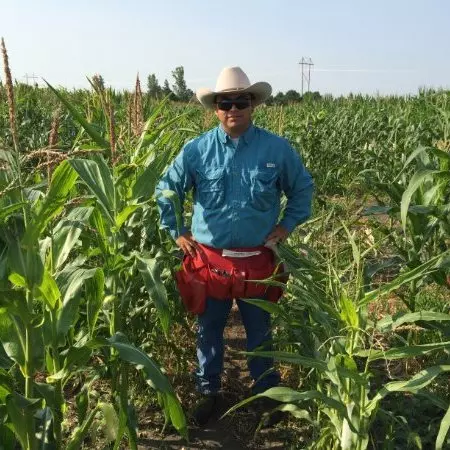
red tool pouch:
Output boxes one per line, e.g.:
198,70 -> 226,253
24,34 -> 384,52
175,244 -> 288,315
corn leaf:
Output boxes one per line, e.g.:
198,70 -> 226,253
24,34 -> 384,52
400,145 -> 429,174
0,288 -> 32,324
57,267 -> 98,305
47,346 -> 92,382
35,269 -> 61,309
90,208 -> 110,254
436,404 -> 450,450
367,365 -> 450,414
400,169 -> 449,232
66,405 -> 98,450
358,341 -> 450,362
0,203 -> 27,223
24,160 -> 78,245
134,96 -> 170,156
164,392 -> 188,441
377,311 -> 450,331
157,190 -> 183,236
69,157 -> 115,224
360,251 -> 448,306
340,296 -> 359,329
52,207 -> 93,271
6,393 -> 42,450
105,333 -> 187,438
45,80 -> 110,149
135,256 -> 170,337
224,386 -> 358,434
107,333 -> 172,392
247,350 -> 367,384
86,268 -> 105,338
116,204 -> 141,229
132,152 -> 171,201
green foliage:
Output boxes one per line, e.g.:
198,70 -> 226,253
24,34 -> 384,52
171,66 -> 194,102
0,76 -> 449,449
0,83 -> 190,448
147,73 -> 162,100
236,240 -> 450,449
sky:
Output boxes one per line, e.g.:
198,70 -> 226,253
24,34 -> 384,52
1,0 -> 449,96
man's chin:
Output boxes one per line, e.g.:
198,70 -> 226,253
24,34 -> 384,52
227,120 -> 248,130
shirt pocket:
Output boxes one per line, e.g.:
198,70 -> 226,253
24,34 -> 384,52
251,169 -> 278,211
196,168 -> 225,210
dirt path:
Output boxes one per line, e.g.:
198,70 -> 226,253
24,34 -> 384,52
138,303 -> 289,449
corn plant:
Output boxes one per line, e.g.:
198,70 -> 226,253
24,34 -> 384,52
0,56 -> 188,447
226,237 -> 450,449
363,127 -> 450,311
45,84 -> 191,446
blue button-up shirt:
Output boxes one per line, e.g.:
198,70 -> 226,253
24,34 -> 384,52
156,124 -> 313,248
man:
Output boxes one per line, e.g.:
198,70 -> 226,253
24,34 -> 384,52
156,66 -> 313,426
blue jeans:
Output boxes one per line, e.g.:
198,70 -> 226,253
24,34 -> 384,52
195,297 -> 280,395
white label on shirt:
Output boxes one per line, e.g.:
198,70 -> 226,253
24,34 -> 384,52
222,249 -> 262,258
266,163 -> 276,168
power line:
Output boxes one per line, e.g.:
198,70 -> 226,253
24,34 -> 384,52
299,57 -> 314,95
23,73 -> 39,85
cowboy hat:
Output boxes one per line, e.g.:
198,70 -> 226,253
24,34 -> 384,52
196,66 -> 272,109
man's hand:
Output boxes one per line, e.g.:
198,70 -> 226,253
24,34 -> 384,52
265,225 -> 290,247
176,232 -> 198,257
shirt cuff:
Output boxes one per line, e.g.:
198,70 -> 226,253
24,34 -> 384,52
168,225 -> 189,240
278,217 -> 298,234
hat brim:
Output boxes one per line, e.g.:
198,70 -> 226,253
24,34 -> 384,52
196,82 -> 272,109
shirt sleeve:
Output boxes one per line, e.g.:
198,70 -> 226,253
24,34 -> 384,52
155,143 -> 194,240
278,141 -> 314,233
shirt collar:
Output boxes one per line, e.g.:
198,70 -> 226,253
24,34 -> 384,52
218,123 -> 255,145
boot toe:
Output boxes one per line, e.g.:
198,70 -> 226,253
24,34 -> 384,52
191,395 -> 219,427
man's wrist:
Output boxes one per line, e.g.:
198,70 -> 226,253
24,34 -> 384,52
278,219 -> 296,234
170,226 -> 190,240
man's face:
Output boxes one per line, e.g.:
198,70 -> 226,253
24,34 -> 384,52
214,93 -> 253,135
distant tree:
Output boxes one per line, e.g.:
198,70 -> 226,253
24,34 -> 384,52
273,92 -> 286,105
147,73 -> 162,99
303,91 -> 322,101
265,95 -> 274,106
171,66 -> 193,102
91,73 -> 105,92
284,89 -> 302,103
162,79 -> 175,100
186,88 -> 195,101
256,89 -> 322,106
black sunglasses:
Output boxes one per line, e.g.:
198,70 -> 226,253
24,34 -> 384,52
216,97 -> 251,111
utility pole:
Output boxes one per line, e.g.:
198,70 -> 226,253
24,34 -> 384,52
298,57 -> 314,95
23,73 -> 39,85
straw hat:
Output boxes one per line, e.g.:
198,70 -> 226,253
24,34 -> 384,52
196,66 -> 272,109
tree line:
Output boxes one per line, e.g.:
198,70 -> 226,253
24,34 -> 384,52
90,66 -> 321,105
145,66 -> 321,105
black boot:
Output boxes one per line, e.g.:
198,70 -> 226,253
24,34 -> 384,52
191,394 -> 220,426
